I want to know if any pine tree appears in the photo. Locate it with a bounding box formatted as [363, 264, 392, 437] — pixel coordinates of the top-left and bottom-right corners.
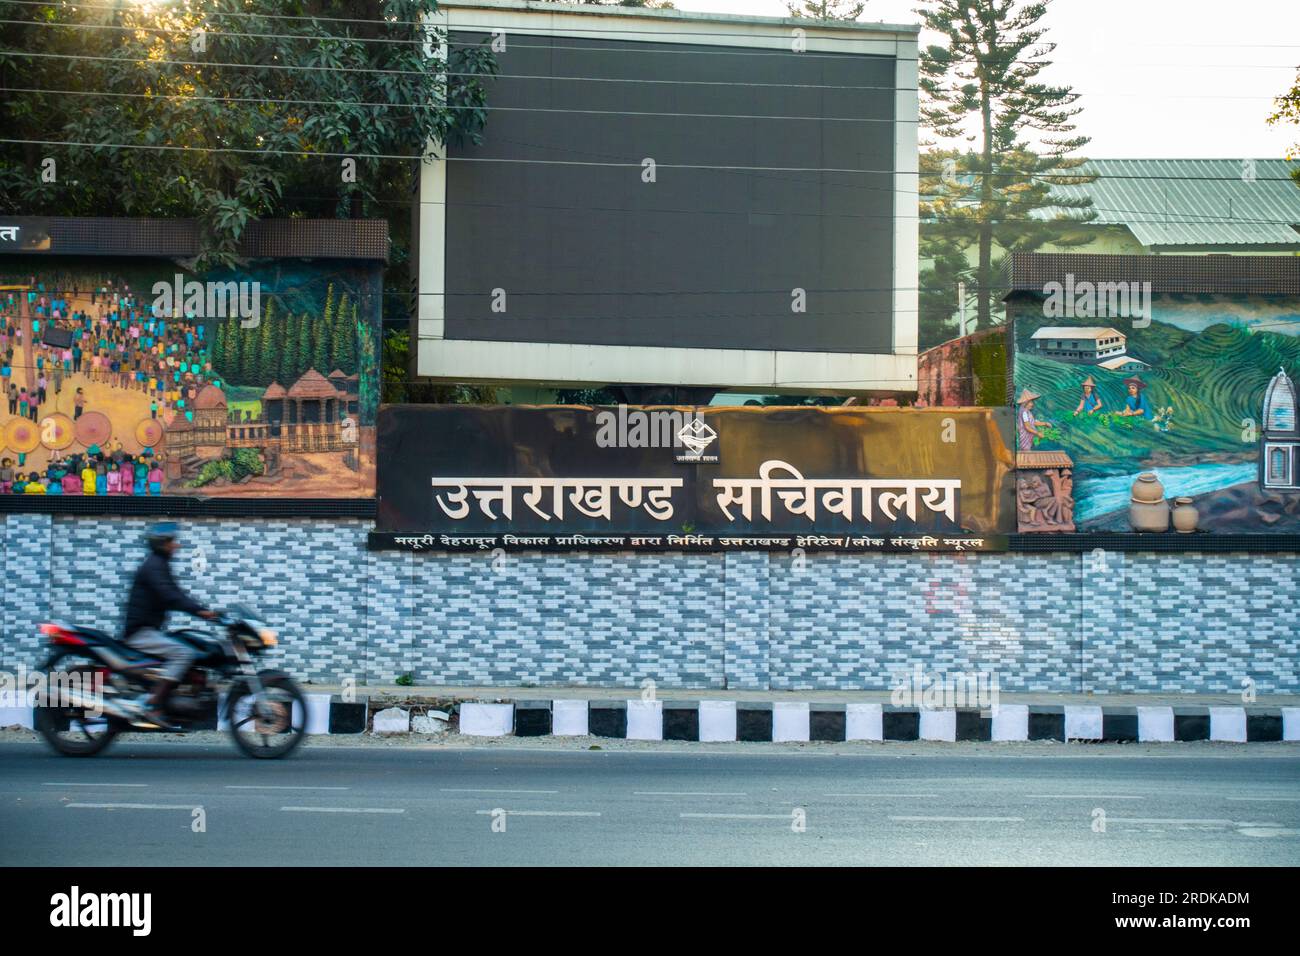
[918, 0, 1094, 332]
[332, 299, 357, 373]
[279, 311, 299, 383]
[213, 321, 227, 379]
[314, 283, 335, 373]
[221, 316, 242, 382]
[296, 311, 313, 379]
[330, 293, 352, 372]
[238, 311, 259, 384]
[256, 298, 276, 384]
[785, 0, 864, 19]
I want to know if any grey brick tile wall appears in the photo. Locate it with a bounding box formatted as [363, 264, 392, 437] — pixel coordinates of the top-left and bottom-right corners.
[2, 516, 1297, 692]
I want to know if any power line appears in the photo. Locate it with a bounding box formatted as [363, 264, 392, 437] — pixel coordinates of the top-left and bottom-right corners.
[9, 17, 1300, 71]
[0, 85, 914, 124]
[4, 136, 1295, 187]
[1, 49, 906, 89]
[0, 137, 909, 174]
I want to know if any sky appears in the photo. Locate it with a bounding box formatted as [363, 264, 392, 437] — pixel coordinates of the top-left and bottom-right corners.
[669, 0, 1300, 159]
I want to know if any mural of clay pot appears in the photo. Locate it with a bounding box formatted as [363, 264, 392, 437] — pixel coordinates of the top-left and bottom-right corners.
[1172, 496, 1199, 533]
[1131, 472, 1165, 503]
[1130, 497, 1170, 533]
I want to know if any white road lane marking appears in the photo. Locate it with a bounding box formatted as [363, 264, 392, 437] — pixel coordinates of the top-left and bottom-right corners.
[441, 788, 559, 794]
[890, 816, 1024, 822]
[1025, 794, 1145, 800]
[280, 806, 405, 814]
[1226, 796, 1300, 802]
[825, 792, 941, 798]
[44, 782, 148, 787]
[635, 791, 748, 797]
[1106, 817, 1281, 827]
[226, 785, 350, 791]
[680, 813, 796, 820]
[474, 810, 600, 817]
[67, 803, 195, 810]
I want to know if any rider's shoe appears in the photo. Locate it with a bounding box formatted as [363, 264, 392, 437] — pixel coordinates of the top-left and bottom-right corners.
[129, 704, 182, 732]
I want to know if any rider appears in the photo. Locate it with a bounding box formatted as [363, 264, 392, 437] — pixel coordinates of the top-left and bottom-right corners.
[122, 522, 215, 729]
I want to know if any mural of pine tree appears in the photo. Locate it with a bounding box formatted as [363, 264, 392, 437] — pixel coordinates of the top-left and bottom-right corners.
[221, 316, 241, 384]
[279, 311, 300, 384]
[256, 299, 277, 384]
[238, 313, 259, 384]
[332, 298, 357, 373]
[314, 284, 335, 373]
[296, 312, 313, 379]
[331, 293, 352, 372]
[213, 321, 227, 379]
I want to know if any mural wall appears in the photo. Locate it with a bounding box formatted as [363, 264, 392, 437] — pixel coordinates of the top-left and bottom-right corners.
[1012, 293, 1300, 532]
[0, 257, 380, 498]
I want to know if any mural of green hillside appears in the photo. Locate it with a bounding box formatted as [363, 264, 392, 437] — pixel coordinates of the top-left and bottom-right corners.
[1017, 321, 1300, 478]
[1013, 293, 1300, 531]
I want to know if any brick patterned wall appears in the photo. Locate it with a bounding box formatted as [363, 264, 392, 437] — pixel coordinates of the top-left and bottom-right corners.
[2, 515, 1296, 693]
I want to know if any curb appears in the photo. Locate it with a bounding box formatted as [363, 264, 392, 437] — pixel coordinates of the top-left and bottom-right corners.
[5, 698, 1299, 744]
[453, 700, 1300, 744]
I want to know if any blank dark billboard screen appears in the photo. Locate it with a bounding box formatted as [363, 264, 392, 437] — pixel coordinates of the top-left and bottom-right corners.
[444, 32, 897, 354]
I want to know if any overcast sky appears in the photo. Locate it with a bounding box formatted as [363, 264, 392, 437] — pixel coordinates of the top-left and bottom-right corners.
[670, 0, 1300, 159]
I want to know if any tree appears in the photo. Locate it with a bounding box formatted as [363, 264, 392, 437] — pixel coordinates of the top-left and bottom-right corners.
[256, 298, 277, 384]
[785, 1, 866, 20]
[332, 298, 358, 373]
[1268, 70, 1300, 185]
[0, 1, 498, 267]
[917, 0, 1094, 336]
[296, 312, 314, 380]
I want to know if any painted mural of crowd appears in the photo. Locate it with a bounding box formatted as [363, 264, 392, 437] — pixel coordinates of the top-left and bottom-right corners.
[1, 278, 216, 419]
[0, 274, 219, 493]
[0, 447, 164, 496]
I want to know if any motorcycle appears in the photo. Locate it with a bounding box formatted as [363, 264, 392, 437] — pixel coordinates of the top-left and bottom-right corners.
[32, 605, 307, 759]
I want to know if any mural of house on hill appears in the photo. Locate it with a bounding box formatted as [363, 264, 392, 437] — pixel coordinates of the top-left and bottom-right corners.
[0, 259, 379, 498]
[1010, 281, 1300, 533]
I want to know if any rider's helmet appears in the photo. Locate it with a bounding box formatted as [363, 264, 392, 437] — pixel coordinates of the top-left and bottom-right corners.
[144, 520, 181, 553]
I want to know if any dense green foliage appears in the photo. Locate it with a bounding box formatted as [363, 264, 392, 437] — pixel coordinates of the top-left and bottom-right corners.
[0, 0, 497, 267]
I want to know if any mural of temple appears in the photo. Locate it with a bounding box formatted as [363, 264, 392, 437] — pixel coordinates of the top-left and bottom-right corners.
[163, 367, 357, 481]
[1261, 367, 1300, 492]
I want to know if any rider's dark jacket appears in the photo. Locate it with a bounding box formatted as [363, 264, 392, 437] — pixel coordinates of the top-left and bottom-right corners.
[122, 549, 205, 637]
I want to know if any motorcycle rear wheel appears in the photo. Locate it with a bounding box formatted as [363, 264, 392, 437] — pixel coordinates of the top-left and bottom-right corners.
[226, 673, 307, 759]
[33, 651, 121, 757]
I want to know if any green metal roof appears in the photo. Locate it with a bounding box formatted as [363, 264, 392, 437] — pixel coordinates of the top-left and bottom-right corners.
[1036, 158, 1300, 249]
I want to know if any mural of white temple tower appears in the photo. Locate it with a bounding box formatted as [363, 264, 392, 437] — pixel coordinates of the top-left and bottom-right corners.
[1260, 367, 1300, 492]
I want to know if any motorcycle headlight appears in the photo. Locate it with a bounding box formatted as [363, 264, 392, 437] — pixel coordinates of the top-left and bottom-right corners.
[258, 628, 278, 647]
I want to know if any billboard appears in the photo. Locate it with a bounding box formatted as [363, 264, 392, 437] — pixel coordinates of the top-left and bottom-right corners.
[416, 3, 919, 393]
[1011, 289, 1300, 533]
[371, 405, 1015, 551]
[0, 256, 380, 499]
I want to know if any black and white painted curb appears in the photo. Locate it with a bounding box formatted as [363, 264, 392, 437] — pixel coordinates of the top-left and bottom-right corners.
[456, 700, 1300, 743]
[4, 697, 1299, 743]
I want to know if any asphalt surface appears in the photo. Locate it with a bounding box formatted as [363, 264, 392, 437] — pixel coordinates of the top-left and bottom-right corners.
[2, 739, 1298, 866]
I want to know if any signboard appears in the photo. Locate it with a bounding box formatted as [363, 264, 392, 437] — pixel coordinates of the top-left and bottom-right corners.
[371, 405, 1015, 551]
[415, 6, 919, 394]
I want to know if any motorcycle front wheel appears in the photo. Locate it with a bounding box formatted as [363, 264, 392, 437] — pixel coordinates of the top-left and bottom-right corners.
[33, 650, 121, 757]
[226, 673, 308, 759]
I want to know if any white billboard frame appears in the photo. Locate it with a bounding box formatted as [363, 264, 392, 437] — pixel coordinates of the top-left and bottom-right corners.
[415, 0, 919, 396]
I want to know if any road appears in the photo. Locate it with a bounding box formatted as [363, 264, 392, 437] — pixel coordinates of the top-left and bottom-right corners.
[1, 740, 1298, 866]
